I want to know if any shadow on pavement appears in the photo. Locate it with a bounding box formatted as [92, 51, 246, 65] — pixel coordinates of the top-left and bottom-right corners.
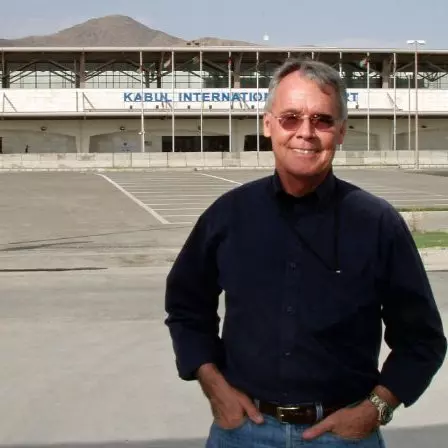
[1, 424, 448, 448]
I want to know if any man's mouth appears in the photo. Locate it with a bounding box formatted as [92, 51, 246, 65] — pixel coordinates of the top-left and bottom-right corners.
[292, 149, 320, 155]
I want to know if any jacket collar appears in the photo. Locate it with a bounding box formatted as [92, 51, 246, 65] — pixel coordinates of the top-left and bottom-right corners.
[272, 168, 336, 207]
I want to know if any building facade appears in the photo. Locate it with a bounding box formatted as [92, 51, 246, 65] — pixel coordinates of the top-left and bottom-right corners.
[1, 46, 448, 154]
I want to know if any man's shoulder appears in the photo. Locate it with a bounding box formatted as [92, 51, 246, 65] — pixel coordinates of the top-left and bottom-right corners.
[337, 177, 398, 219]
[232, 174, 273, 195]
[212, 174, 272, 205]
[202, 174, 273, 220]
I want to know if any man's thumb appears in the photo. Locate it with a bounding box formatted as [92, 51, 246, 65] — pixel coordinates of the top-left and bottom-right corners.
[240, 396, 264, 424]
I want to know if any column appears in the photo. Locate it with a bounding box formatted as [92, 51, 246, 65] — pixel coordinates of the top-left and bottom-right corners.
[381, 58, 391, 88]
[75, 53, 86, 88]
[75, 123, 91, 153]
[231, 119, 246, 152]
[233, 53, 243, 89]
[378, 122, 392, 151]
[1, 53, 10, 88]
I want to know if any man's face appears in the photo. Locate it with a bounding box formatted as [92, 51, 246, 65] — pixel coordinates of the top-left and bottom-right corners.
[263, 72, 346, 179]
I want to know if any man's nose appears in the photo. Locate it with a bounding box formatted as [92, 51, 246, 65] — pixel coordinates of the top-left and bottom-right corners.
[294, 117, 315, 139]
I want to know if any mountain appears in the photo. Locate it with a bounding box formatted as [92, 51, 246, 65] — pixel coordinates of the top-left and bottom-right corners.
[0, 15, 257, 47]
[186, 37, 259, 47]
[8, 15, 185, 47]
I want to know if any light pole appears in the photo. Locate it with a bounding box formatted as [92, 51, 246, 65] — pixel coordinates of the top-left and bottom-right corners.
[406, 39, 426, 169]
[139, 50, 145, 153]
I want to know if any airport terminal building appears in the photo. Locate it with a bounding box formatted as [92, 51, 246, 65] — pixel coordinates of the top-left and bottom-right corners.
[1, 45, 448, 156]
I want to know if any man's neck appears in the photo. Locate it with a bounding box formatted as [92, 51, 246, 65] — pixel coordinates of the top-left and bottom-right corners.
[277, 169, 330, 197]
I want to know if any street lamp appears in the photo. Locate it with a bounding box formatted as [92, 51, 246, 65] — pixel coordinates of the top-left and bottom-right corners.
[406, 39, 426, 169]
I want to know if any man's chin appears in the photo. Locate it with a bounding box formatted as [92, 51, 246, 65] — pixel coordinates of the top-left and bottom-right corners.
[274, 153, 333, 178]
[285, 163, 330, 178]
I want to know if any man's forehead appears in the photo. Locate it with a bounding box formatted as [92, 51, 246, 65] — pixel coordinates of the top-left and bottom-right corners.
[273, 74, 337, 109]
[278, 72, 335, 95]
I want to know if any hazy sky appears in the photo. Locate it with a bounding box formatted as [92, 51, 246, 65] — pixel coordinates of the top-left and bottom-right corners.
[0, 0, 446, 49]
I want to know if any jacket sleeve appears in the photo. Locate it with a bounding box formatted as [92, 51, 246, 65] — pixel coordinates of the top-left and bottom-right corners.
[164, 209, 225, 381]
[378, 208, 447, 407]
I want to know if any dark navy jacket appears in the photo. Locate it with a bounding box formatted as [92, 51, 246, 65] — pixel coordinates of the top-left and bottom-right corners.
[165, 171, 446, 407]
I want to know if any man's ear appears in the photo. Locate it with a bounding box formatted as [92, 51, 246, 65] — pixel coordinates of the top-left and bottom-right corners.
[263, 113, 272, 138]
[336, 120, 347, 145]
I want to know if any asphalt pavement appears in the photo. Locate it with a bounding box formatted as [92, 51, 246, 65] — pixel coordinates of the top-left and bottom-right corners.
[0, 169, 446, 448]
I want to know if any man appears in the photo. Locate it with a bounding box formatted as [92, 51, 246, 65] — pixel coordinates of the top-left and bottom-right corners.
[165, 59, 447, 447]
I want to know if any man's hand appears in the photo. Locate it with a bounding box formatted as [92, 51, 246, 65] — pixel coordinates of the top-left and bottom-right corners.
[302, 400, 379, 441]
[197, 363, 264, 429]
[209, 384, 264, 429]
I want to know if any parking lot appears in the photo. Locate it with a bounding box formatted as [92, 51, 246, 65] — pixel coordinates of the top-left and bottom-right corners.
[100, 168, 448, 227]
[0, 168, 447, 448]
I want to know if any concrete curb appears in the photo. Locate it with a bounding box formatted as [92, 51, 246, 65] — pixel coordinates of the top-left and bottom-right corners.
[0, 150, 447, 171]
[419, 248, 448, 271]
[402, 212, 448, 233]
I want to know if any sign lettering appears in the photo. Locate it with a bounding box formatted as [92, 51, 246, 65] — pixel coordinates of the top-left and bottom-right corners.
[123, 90, 360, 104]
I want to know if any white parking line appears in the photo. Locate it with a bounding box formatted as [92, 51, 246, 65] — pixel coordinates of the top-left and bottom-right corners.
[372, 193, 446, 197]
[97, 174, 170, 225]
[124, 188, 232, 193]
[198, 173, 243, 185]
[153, 207, 205, 211]
[164, 214, 201, 218]
[168, 221, 194, 225]
[134, 194, 219, 197]
[107, 177, 195, 181]
[364, 188, 412, 191]
[144, 198, 213, 202]
[147, 202, 210, 206]
[378, 186, 448, 198]
[116, 183, 231, 187]
[390, 199, 448, 202]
